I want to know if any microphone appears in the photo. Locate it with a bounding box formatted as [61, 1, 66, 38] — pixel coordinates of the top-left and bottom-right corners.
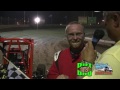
[92, 29, 105, 49]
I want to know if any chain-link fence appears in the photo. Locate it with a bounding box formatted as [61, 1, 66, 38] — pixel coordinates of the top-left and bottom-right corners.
[0, 17, 30, 25]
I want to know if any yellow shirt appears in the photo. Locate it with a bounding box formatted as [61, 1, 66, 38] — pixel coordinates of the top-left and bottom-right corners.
[83, 40, 120, 79]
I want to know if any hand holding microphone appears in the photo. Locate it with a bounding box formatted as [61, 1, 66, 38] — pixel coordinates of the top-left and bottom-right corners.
[92, 29, 105, 49]
[81, 40, 97, 64]
[81, 29, 105, 64]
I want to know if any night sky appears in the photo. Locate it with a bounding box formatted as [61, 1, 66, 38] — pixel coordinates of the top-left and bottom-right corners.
[0, 11, 103, 24]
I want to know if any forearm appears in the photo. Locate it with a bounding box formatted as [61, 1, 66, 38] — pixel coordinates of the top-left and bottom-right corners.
[47, 62, 60, 79]
[47, 73, 59, 79]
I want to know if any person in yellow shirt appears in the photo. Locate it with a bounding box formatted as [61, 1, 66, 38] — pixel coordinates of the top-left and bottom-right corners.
[77, 11, 120, 79]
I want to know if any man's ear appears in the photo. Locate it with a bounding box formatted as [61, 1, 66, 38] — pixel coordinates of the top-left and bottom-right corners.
[113, 14, 120, 28]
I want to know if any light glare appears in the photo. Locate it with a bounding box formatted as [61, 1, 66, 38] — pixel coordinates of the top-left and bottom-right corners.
[34, 17, 40, 24]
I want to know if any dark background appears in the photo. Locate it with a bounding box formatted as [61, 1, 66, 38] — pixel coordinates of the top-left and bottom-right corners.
[0, 11, 103, 24]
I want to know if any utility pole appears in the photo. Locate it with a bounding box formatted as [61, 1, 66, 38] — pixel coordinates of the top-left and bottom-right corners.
[8, 17, 9, 25]
[1, 16, 2, 25]
[83, 11, 86, 17]
[49, 14, 53, 24]
[15, 18, 16, 24]
[24, 11, 25, 25]
[92, 11, 93, 17]
[37, 11, 38, 30]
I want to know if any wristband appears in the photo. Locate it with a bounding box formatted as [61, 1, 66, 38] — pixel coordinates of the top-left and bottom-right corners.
[82, 60, 94, 64]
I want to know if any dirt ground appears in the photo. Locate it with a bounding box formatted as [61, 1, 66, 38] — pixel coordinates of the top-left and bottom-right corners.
[0, 27, 112, 72]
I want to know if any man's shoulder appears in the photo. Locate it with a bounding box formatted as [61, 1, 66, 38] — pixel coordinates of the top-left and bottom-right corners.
[55, 48, 69, 54]
[54, 50, 61, 61]
[102, 44, 120, 55]
[54, 48, 69, 61]
[96, 44, 120, 63]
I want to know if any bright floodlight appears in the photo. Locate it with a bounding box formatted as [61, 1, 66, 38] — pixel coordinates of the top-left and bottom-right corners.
[34, 17, 40, 24]
[94, 11, 101, 12]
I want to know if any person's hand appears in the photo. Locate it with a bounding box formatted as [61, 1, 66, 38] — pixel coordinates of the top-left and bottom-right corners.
[56, 74, 69, 79]
[81, 40, 97, 64]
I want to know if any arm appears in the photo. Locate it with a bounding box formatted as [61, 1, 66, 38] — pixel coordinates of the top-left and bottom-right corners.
[47, 61, 60, 79]
[83, 55, 120, 79]
[47, 50, 69, 79]
[47, 61, 69, 79]
[81, 40, 97, 64]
